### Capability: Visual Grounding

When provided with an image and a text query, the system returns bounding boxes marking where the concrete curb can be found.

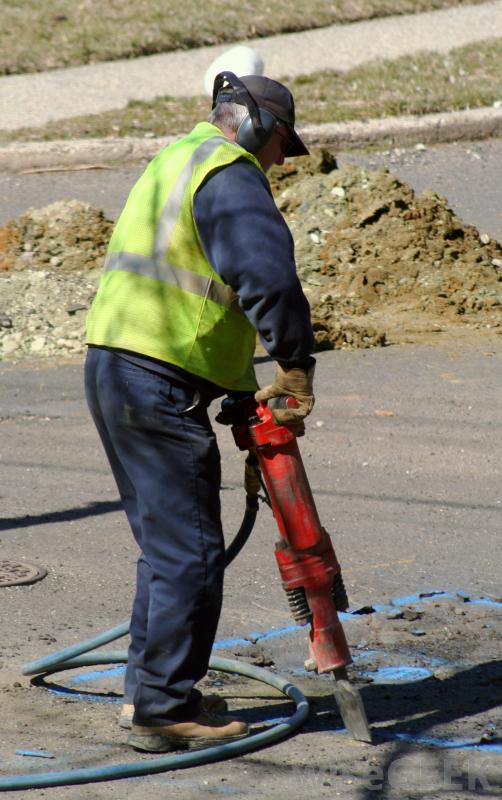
[2,106,502,174]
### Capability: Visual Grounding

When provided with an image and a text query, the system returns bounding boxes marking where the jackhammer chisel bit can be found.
[229,395,372,743]
[332,667,372,743]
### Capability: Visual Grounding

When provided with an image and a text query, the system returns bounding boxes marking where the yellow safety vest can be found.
[86,122,263,391]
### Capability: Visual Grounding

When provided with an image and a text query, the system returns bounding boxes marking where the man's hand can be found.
[255,361,315,424]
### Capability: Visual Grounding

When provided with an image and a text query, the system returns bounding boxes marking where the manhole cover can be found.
[0,560,47,587]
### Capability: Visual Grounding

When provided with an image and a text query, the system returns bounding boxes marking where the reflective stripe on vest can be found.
[103,135,242,313]
[103,251,241,311]
[153,136,227,262]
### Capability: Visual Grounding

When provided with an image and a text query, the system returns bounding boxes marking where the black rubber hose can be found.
[224,495,259,567]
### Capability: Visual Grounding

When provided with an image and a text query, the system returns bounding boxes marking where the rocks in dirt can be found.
[274,159,502,348]
[0,200,113,273]
[2,153,502,361]
[0,268,99,358]
[0,200,110,359]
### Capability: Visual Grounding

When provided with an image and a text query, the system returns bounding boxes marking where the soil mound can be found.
[274,158,502,348]
[1,156,502,360]
[0,199,112,273]
[0,200,110,358]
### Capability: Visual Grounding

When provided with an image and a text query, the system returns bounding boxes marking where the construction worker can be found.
[84,72,315,752]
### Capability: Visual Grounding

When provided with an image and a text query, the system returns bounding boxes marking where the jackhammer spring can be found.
[285,586,311,625]
[331,572,349,612]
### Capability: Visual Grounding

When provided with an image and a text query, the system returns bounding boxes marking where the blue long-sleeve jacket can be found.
[194,159,314,366]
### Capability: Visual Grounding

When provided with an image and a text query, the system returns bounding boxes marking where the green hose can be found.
[21,499,259,680]
[21,621,131,677]
[5,503,309,790]
[4,647,308,791]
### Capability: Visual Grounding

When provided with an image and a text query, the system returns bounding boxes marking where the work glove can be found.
[254,360,315,425]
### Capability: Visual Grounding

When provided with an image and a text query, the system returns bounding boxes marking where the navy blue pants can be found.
[84,347,225,725]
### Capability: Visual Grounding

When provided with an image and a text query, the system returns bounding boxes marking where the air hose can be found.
[2,496,309,792]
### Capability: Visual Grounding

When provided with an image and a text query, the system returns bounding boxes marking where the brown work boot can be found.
[128,711,248,752]
[118,695,229,729]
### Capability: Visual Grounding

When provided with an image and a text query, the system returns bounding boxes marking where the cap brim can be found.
[283,127,309,157]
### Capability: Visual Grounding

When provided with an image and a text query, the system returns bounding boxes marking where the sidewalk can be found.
[1,0,502,131]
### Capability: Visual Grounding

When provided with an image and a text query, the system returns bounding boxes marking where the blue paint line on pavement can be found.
[214,615,359,652]
[391,590,450,605]
[375,731,502,751]
[371,604,399,615]
[391,590,502,610]
[360,665,433,683]
[211,636,252,650]
[46,586,494,694]
[40,586,500,754]
[248,623,311,643]
[213,622,309,651]
[15,749,55,759]
[470,597,502,609]
[289,662,433,684]
[44,684,121,703]
[69,666,125,684]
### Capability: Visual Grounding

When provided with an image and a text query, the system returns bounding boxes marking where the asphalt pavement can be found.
[1,335,501,800]
[1,7,501,795]
[2,338,501,606]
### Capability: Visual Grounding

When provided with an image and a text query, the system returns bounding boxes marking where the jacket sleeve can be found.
[193,160,315,365]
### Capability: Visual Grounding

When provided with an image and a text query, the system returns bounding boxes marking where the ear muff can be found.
[212,71,277,155]
[236,107,276,154]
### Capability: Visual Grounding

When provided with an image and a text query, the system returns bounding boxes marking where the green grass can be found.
[289,39,502,121]
[3,38,501,145]
[0,0,487,75]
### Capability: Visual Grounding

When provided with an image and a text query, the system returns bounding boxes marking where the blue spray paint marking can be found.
[288,662,433,684]
[212,622,309,651]
[16,749,55,759]
[69,666,125,684]
[391,590,448,606]
[471,597,502,609]
[375,731,502,752]
[41,587,500,752]
[391,590,502,610]
[361,666,433,683]
[45,684,121,704]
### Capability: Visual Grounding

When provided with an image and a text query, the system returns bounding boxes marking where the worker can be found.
[84,72,316,753]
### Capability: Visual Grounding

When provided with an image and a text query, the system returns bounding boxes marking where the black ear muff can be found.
[236,107,276,155]
[213,71,277,155]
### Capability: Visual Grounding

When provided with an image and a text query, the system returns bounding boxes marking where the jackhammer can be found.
[11,394,370,791]
[219,395,372,743]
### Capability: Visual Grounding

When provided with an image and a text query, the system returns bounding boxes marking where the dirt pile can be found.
[273,157,502,348]
[0,200,111,358]
[0,199,112,273]
[1,156,502,360]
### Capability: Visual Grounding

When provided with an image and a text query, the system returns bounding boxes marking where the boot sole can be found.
[128,731,248,753]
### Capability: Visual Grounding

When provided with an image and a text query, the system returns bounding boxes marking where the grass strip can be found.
[0,0,487,76]
[2,38,502,145]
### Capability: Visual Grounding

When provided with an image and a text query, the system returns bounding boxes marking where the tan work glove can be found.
[254,361,315,425]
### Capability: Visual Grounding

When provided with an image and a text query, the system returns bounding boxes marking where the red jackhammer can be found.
[221,395,372,743]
